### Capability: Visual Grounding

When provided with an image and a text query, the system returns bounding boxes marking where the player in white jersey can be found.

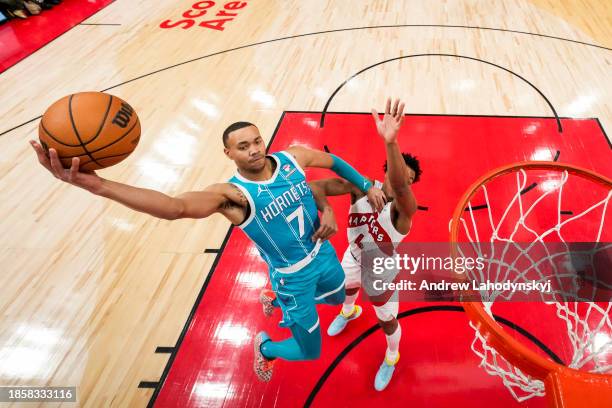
[310,98,421,391]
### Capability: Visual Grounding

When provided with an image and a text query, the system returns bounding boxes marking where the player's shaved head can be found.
[223,122,256,147]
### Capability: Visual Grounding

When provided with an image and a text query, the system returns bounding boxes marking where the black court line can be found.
[307,112,589,212]
[319,54,562,133]
[267,111,286,154]
[203,248,220,253]
[79,23,121,26]
[155,346,174,354]
[146,226,234,407]
[594,118,612,150]
[560,210,573,215]
[464,204,489,211]
[494,315,564,365]
[0,0,117,75]
[2,23,610,137]
[304,304,564,407]
[138,382,158,389]
[278,112,610,218]
[97,24,610,92]
[290,111,596,120]
[146,112,286,408]
[1,116,41,137]
[520,182,538,195]
[467,148,561,211]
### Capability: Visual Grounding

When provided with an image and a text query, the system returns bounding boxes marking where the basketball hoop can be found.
[450,161,612,407]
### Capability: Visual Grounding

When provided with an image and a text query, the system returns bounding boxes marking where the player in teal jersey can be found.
[30,122,386,382]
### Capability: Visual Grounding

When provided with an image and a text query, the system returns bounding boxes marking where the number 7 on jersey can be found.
[287,206,305,237]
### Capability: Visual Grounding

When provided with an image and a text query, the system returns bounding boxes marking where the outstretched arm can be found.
[371,98,418,219]
[309,178,356,197]
[31,140,246,221]
[99,179,231,220]
[286,145,386,210]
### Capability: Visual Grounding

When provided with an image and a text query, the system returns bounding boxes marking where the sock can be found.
[385,323,401,364]
[259,339,275,360]
[260,325,321,361]
[341,291,359,316]
[261,337,302,360]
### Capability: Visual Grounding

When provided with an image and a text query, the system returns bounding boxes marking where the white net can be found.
[455,167,612,402]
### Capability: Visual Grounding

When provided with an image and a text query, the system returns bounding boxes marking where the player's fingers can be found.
[385,98,391,115]
[48,149,65,179]
[318,227,329,240]
[30,140,41,154]
[323,226,335,240]
[373,196,382,212]
[392,99,399,116]
[312,227,323,242]
[30,141,53,171]
[30,140,46,160]
[371,109,380,123]
[397,102,405,119]
[69,158,79,181]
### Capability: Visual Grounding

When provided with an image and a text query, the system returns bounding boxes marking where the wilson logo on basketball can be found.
[112,103,134,128]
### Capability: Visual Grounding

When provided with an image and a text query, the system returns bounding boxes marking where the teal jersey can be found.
[229,151,320,269]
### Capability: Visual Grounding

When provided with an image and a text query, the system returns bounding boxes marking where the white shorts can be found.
[341,247,399,322]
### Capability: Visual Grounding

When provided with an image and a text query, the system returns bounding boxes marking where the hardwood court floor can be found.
[0,1,610,407]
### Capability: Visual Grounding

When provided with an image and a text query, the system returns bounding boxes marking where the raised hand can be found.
[30,140,103,193]
[371,98,405,143]
[367,185,387,212]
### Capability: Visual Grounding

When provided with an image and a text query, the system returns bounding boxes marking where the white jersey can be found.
[347,180,407,263]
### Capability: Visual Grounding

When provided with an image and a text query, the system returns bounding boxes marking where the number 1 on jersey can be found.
[287,205,305,237]
[355,233,365,249]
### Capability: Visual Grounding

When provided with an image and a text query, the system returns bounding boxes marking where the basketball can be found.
[38,92,141,172]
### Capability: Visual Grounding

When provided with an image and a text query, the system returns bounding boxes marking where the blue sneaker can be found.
[326,305,362,336]
[374,353,399,391]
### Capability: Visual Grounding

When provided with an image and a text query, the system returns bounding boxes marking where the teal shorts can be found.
[269,241,346,333]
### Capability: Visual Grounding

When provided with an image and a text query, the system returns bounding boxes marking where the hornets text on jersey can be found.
[229,151,321,269]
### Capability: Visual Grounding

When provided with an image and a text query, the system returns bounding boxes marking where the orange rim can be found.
[449,161,612,386]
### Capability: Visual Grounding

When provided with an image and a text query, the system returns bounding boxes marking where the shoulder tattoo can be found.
[224,184,248,209]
